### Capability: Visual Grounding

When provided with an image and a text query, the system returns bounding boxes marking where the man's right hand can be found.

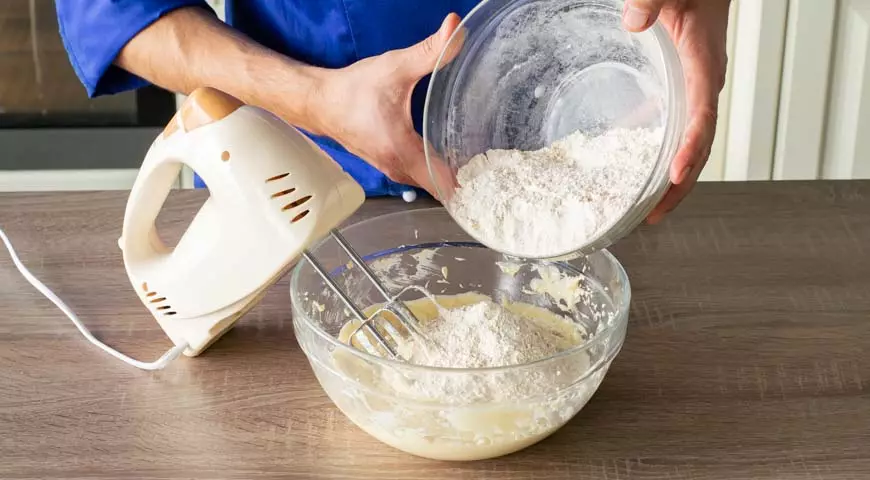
[305,13,462,199]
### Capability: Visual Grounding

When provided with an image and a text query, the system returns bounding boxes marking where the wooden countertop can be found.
[1,182,869,479]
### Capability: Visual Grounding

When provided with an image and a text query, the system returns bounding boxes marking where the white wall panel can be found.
[700,0,740,182]
[723,0,789,181]
[0,169,179,192]
[822,0,870,179]
[773,0,837,180]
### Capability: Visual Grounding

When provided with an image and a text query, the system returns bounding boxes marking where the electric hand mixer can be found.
[0,87,427,369]
[124,87,433,360]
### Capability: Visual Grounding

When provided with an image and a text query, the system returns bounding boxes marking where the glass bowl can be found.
[423,0,686,259]
[291,208,630,460]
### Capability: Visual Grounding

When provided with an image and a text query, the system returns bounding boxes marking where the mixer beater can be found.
[302,230,429,359]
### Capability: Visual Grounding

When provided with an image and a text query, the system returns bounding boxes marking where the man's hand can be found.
[312,14,462,199]
[117,7,460,200]
[622,0,731,223]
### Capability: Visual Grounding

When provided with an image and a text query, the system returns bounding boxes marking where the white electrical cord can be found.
[0,227,187,371]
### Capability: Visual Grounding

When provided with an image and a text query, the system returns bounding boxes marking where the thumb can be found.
[398,132,457,202]
[397,13,463,81]
[623,0,668,32]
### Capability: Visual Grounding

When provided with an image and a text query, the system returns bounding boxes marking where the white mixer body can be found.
[119,88,365,356]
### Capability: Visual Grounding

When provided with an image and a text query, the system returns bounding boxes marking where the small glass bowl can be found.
[291,208,630,460]
[424,0,686,259]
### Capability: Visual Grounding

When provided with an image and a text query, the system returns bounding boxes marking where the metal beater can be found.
[302,230,426,358]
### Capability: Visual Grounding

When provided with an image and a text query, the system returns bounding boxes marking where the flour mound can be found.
[449,128,662,258]
[386,296,589,403]
[408,299,577,369]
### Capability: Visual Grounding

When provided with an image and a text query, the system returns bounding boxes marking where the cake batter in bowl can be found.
[291,208,629,461]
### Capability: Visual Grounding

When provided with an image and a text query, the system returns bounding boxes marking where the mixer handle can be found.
[120,88,244,261]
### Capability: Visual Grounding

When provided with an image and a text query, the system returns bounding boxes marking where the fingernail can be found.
[676,165,692,184]
[623,6,650,31]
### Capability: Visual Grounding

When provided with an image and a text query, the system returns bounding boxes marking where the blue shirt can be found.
[55,0,478,196]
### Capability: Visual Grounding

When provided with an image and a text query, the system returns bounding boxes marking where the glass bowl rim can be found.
[289,207,632,375]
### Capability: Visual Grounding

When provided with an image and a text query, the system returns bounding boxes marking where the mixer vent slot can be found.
[266,172,291,183]
[144,289,177,317]
[271,188,296,199]
[267,172,310,223]
[282,195,312,211]
[291,210,310,223]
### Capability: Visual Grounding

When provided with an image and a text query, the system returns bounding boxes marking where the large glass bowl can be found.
[424,0,686,259]
[291,208,630,460]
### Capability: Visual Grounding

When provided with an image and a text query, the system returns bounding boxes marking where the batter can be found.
[328,292,599,461]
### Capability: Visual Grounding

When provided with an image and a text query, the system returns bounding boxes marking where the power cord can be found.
[0,227,187,370]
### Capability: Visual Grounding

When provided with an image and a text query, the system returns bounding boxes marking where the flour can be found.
[344,292,591,404]
[402,297,581,369]
[449,127,662,258]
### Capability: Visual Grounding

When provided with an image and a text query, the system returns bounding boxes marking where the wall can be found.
[0,0,157,191]
[709,0,870,181]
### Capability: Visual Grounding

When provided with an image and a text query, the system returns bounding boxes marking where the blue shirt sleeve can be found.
[56,0,211,97]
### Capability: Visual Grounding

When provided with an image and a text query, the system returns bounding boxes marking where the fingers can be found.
[649,43,723,221]
[646,160,702,225]
[395,132,457,202]
[623,0,669,31]
[398,13,463,81]
[670,106,717,184]
[646,15,726,223]
[646,109,716,224]
[423,149,459,202]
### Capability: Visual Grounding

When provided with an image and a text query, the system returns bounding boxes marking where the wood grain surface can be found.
[1,181,869,479]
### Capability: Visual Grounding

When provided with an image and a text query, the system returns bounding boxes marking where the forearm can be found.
[114,7,328,135]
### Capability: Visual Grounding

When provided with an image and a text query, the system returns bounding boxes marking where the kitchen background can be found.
[0,0,867,191]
